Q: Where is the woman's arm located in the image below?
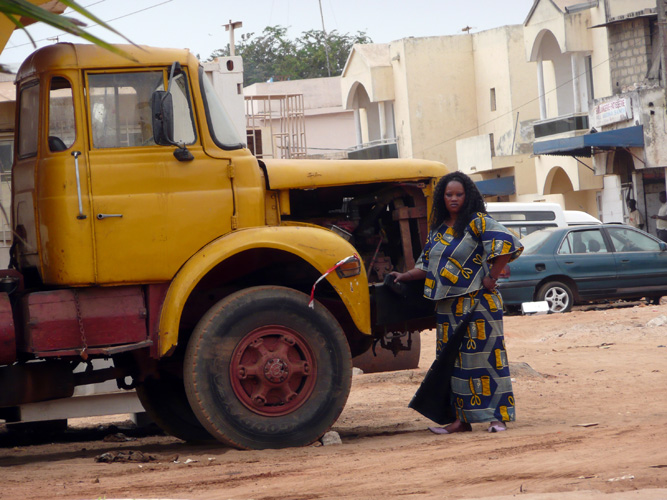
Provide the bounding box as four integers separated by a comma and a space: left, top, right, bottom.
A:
389, 268, 427, 283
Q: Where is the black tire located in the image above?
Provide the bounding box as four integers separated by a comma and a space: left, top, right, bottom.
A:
537, 281, 574, 313
184, 286, 352, 450
647, 296, 662, 305
136, 372, 213, 442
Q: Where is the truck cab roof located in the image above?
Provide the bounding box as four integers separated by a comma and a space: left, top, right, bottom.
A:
17, 43, 198, 80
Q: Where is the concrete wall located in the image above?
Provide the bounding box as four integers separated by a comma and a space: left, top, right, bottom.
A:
472, 26, 539, 157
304, 112, 356, 158
640, 88, 667, 169
606, 0, 655, 20
457, 134, 494, 175
472, 27, 513, 151
607, 17, 655, 94
507, 27, 540, 155
398, 35, 476, 167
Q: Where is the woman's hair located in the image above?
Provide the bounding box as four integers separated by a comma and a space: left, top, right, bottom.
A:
430, 171, 486, 236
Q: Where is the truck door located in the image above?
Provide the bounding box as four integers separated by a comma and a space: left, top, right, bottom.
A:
85, 68, 234, 284
14, 74, 97, 285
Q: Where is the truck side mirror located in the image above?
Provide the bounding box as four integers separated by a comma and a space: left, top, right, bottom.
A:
151, 90, 175, 146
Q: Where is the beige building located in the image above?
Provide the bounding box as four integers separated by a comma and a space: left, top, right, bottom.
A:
341, 26, 553, 202
525, 0, 667, 234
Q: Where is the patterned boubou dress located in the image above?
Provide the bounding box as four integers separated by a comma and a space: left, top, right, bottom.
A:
415, 212, 523, 424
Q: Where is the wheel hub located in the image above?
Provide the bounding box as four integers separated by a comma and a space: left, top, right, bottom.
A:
229, 326, 316, 416
264, 358, 289, 383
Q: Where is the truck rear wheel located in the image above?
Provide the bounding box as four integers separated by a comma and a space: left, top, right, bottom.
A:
184, 286, 352, 450
136, 371, 212, 442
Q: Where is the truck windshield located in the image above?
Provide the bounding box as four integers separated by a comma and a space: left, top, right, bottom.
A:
199, 67, 244, 149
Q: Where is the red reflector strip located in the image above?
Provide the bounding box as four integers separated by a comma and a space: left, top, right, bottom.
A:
308, 254, 360, 308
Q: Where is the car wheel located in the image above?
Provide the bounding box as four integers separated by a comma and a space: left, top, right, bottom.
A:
184, 286, 352, 450
537, 281, 573, 313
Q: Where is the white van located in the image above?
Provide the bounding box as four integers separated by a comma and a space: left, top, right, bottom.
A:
485, 202, 601, 238
486, 202, 566, 238
563, 210, 602, 226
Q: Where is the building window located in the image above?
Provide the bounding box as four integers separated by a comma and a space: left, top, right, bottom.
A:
585, 56, 594, 101
489, 133, 495, 157
490, 88, 497, 111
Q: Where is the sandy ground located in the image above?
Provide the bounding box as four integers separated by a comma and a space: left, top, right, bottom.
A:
1, 301, 667, 500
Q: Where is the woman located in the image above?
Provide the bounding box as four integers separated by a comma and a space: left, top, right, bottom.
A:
390, 172, 523, 434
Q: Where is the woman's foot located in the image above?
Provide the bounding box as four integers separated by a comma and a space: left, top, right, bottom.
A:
428, 420, 472, 435
487, 421, 507, 433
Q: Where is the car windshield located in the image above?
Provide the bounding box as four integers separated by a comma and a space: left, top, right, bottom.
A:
519, 229, 554, 254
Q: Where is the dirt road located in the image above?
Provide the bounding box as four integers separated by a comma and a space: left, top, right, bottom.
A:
2, 302, 667, 500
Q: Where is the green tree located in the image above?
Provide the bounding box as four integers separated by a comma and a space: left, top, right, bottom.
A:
209, 25, 371, 85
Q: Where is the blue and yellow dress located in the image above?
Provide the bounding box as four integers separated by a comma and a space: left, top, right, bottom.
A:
415, 212, 523, 423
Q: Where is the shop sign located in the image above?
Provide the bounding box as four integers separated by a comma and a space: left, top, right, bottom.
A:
592, 97, 632, 127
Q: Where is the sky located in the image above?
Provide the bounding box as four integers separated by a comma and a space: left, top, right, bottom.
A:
0, 0, 536, 69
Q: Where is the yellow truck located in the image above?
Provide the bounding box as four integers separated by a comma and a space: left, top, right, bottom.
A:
0, 43, 447, 449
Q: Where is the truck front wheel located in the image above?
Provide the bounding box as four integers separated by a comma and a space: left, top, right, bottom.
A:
184, 286, 352, 450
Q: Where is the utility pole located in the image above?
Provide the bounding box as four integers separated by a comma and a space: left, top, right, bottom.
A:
318, 0, 332, 77
224, 20, 243, 57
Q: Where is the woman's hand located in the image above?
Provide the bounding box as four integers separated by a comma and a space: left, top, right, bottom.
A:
388, 268, 426, 283
483, 275, 498, 291
484, 255, 511, 291
388, 270, 408, 283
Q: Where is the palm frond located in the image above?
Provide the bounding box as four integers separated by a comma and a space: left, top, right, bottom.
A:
0, 0, 137, 61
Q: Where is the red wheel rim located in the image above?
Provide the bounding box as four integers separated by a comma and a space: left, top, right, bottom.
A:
230, 325, 317, 416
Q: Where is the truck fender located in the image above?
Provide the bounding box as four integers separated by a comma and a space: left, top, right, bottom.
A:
158, 225, 371, 356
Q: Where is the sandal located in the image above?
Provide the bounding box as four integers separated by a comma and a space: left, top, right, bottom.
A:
428, 422, 472, 434
487, 423, 507, 433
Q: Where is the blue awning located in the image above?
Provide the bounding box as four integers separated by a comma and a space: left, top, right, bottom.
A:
533, 125, 644, 157
475, 176, 515, 196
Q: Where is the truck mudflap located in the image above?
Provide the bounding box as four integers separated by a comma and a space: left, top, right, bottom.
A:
0, 292, 15, 365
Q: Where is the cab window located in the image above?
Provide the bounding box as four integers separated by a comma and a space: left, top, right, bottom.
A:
87, 71, 196, 148
48, 77, 76, 152
18, 82, 39, 158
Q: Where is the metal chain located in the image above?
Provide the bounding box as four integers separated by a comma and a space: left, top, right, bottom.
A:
73, 290, 88, 360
